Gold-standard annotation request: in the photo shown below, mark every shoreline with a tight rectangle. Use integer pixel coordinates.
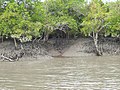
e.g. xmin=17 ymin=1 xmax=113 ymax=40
xmin=0 ymin=37 xmax=120 ymax=61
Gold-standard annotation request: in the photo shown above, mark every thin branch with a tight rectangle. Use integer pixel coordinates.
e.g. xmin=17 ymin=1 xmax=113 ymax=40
xmin=97 ymin=22 xmax=110 ymax=33
xmin=89 ymin=33 xmax=93 ymax=38
xmin=1 ymin=54 xmax=14 ymax=62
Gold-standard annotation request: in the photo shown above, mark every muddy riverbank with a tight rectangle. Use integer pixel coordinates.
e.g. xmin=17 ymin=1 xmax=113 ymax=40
xmin=0 ymin=37 xmax=120 ymax=61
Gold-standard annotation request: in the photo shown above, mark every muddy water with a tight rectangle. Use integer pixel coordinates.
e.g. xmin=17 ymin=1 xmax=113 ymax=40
xmin=0 ymin=56 xmax=120 ymax=90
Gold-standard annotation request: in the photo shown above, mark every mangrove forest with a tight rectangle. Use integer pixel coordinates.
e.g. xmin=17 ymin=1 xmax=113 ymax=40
xmin=0 ymin=0 xmax=120 ymax=56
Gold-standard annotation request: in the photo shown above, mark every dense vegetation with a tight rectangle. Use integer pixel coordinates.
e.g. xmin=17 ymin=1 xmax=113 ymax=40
xmin=0 ymin=0 xmax=120 ymax=56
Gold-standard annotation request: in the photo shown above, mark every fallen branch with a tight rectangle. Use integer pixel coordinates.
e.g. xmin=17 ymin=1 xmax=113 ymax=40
xmin=1 ymin=54 xmax=14 ymax=62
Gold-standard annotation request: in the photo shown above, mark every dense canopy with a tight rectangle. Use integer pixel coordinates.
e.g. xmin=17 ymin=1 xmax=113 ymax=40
xmin=0 ymin=0 xmax=120 ymax=55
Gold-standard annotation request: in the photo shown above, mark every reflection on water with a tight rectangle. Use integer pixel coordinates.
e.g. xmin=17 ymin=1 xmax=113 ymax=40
xmin=0 ymin=56 xmax=120 ymax=90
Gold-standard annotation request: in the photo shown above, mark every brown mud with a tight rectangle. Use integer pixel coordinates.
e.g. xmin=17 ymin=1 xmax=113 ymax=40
xmin=0 ymin=37 xmax=120 ymax=61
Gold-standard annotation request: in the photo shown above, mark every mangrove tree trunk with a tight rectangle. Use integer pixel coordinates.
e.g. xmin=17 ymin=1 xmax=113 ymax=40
xmin=93 ymin=32 xmax=103 ymax=56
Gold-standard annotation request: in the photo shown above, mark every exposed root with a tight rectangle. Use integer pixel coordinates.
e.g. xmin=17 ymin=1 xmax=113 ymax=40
xmin=1 ymin=54 xmax=15 ymax=62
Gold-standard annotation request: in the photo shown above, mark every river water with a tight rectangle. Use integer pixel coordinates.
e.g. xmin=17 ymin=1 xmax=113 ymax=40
xmin=0 ymin=56 xmax=120 ymax=90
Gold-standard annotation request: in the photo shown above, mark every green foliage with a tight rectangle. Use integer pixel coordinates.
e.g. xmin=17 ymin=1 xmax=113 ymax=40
xmin=81 ymin=0 xmax=108 ymax=36
xmin=56 ymin=15 xmax=78 ymax=34
xmin=0 ymin=0 xmax=119 ymax=43
xmin=43 ymin=0 xmax=83 ymax=37
xmin=44 ymin=0 xmax=67 ymax=16
xmin=0 ymin=1 xmax=43 ymax=42
xmin=29 ymin=1 xmax=45 ymax=23
xmin=105 ymin=1 xmax=120 ymax=37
